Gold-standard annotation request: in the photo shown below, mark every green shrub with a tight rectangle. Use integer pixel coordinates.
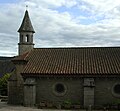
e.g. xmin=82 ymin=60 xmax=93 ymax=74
xmin=63 ymin=100 xmax=72 ymax=105
xmin=0 ymin=73 xmax=11 ymax=96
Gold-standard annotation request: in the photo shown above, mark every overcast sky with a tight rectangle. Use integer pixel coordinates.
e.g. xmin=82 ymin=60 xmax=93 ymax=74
xmin=0 ymin=0 xmax=120 ymax=57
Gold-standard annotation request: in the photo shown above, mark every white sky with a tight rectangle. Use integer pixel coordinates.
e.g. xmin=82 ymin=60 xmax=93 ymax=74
xmin=0 ymin=0 xmax=120 ymax=56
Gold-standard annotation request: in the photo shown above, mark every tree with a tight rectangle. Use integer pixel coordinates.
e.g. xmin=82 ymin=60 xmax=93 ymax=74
xmin=0 ymin=73 xmax=11 ymax=96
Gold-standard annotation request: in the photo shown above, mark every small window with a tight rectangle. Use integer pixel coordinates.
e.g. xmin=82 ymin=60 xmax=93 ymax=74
xmin=112 ymin=83 xmax=120 ymax=97
xmin=25 ymin=35 xmax=29 ymax=42
xmin=114 ymin=84 xmax=120 ymax=94
xmin=53 ymin=83 xmax=67 ymax=96
xmin=55 ymin=83 xmax=65 ymax=93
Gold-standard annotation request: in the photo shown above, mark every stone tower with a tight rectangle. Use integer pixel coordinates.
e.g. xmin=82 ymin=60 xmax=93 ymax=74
xmin=18 ymin=10 xmax=35 ymax=55
xmin=8 ymin=10 xmax=35 ymax=105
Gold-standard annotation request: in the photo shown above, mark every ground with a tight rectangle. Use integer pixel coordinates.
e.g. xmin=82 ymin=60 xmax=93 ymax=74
xmin=1 ymin=100 xmax=116 ymax=111
xmin=0 ymin=101 xmax=83 ymax=111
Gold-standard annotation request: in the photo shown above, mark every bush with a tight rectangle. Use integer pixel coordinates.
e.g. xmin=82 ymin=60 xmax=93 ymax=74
xmin=0 ymin=73 xmax=11 ymax=96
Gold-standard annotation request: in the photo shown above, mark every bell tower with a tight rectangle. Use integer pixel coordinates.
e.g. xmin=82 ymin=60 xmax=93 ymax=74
xmin=18 ymin=10 xmax=35 ymax=55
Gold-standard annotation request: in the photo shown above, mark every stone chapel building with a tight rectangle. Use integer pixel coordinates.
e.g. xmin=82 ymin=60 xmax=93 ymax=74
xmin=8 ymin=10 xmax=120 ymax=108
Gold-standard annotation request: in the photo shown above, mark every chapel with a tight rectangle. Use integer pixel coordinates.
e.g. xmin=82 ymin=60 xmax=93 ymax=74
xmin=8 ymin=10 xmax=120 ymax=108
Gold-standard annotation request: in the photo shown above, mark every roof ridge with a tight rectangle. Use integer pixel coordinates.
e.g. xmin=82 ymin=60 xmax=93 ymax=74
xmin=34 ymin=47 xmax=120 ymax=49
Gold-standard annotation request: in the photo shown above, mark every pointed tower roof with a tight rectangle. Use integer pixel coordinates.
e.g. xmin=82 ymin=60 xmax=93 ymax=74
xmin=18 ymin=10 xmax=35 ymax=33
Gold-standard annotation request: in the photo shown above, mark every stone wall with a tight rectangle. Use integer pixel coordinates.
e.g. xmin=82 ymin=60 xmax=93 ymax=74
xmin=35 ymin=76 xmax=120 ymax=107
xmin=8 ymin=62 xmax=25 ymax=105
xmin=95 ymin=77 xmax=120 ymax=106
xmin=36 ymin=77 xmax=83 ymax=105
xmin=24 ymin=78 xmax=36 ymax=107
xmin=8 ymin=74 xmax=120 ymax=107
xmin=18 ymin=44 xmax=34 ymax=55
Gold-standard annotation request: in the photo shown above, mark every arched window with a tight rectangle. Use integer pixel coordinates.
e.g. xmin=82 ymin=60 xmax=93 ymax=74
xmin=25 ymin=34 xmax=29 ymax=42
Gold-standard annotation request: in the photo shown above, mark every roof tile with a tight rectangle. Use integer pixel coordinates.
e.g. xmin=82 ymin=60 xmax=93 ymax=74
xmin=21 ymin=47 xmax=120 ymax=75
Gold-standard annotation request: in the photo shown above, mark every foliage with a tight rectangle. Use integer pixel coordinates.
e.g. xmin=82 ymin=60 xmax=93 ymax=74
xmin=63 ymin=100 xmax=72 ymax=105
xmin=112 ymin=99 xmax=120 ymax=105
xmin=0 ymin=73 xmax=11 ymax=96
xmin=73 ymin=101 xmax=81 ymax=105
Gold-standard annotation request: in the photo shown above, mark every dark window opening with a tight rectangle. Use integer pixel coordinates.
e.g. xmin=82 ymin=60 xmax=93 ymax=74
xmin=55 ymin=83 xmax=65 ymax=93
xmin=114 ymin=84 xmax=120 ymax=94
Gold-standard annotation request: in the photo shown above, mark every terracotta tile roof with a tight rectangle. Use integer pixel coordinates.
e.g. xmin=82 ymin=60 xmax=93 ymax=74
xmin=21 ymin=47 xmax=120 ymax=75
xmin=12 ymin=52 xmax=29 ymax=61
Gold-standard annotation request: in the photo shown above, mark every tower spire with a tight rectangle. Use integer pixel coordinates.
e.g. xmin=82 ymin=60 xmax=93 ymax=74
xmin=18 ymin=10 xmax=35 ymax=33
xmin=18 ymin=10 xmax=35 ymax=55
